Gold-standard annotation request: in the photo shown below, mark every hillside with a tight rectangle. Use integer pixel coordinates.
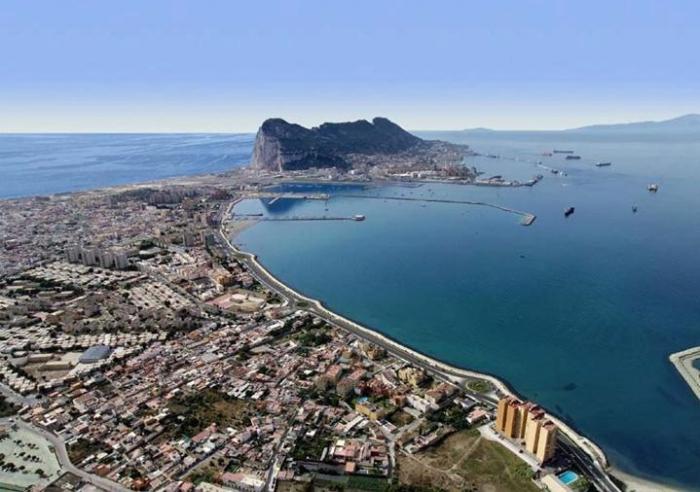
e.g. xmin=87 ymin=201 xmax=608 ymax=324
xmin=250 ymin=117 xmax=424 ymax=171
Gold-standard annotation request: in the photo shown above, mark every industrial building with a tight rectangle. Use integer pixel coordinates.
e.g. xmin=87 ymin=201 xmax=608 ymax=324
xmin=79 ymin=344 xmax=112 ymax=364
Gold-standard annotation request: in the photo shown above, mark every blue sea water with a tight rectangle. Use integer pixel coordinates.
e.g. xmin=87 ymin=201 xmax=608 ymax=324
xmin=0 ymin=133 xmax=253 ymax=199
xmin=235 ymin=131 xmax=700 ymax=490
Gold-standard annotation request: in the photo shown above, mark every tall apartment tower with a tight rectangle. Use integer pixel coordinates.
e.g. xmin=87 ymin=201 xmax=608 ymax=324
xmin=496 ymin=397 xmax=527 ymax=438
xmin=495 ymin=397 xmax=558 ymax=463
xmin=495 ymin=397 xmax=511 ymax=433
xmin=524 ymin=404 xmax=545 ymax=454
xmin=536 ymin=420 xmax=558 ymax=463
xmin=505 ymin=399 xmax=526 ymax=438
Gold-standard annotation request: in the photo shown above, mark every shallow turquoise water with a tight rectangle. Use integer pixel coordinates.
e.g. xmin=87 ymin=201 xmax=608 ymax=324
xmin=235 ymin=132 xmax=700 ymax=490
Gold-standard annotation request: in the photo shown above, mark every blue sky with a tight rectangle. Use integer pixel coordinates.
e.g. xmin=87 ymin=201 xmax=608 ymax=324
xmin=1 ymin=0 xmax=699 ymax=131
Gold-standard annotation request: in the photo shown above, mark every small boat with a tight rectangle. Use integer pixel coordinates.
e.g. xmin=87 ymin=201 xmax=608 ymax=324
xmin=353 ymin=214 xmax=366 ymax=221
xmin=632 ymin=206 xmax=638 ymax=213
xmin=542 ymin=152 xmax=553 ymax=157
xmin=648 ymin=184 xmax=659 ymax=192
xmin=564 ymin=207 xmax=575 ymax=217
xmin=553 ymin=149 xmax=574 ymax=154
xmin=566 ymin=155 xmax=582 ymax=160
xmin=595 ymin=162 xmax=612 ymax=167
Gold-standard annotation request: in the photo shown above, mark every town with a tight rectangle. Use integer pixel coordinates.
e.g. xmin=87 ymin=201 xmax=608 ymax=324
xmin=1 ymin=177 xmax=607 ymax=492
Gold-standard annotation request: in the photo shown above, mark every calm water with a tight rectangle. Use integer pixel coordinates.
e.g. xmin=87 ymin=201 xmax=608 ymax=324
xmin=0 ymin=133 xmax=253 ymax=199
xmin=235 ymin=131 xmax=700 ymax=490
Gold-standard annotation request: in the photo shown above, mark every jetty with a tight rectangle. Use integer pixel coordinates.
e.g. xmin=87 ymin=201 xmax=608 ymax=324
xmin=243 ymin=191 xmax=331 ymax=201
xmin=669 ymin=346 xmax=700 ymax=401
xmin=520 ymin=214 xmax=537 ymax=226
xmin=336 ymin=194 xmax=537 ymax=226
xmin=231 ymin=215 xmax=365 ymax=222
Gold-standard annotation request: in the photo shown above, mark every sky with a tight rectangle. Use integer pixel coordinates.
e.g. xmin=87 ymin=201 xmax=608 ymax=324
xmin=1 ymin=0 xmax=700 ymax=132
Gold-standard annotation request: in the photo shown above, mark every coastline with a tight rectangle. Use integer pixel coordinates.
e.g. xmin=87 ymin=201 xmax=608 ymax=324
xmin=221 ymin=211 xmax=634 ymax=490
xmin=610 ymin=467 xmax=686 ymax=492
xmin=2 ymin=171 xmax=691 ymax=491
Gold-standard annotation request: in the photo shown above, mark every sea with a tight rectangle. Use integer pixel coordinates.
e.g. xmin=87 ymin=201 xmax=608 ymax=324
xmin=234 ymin=131 xmax=700 ymax=490
xmin=0 ymin=133 xmax=253 ymax=199
xmin=2 ymin=131 xmax=700 ymax=489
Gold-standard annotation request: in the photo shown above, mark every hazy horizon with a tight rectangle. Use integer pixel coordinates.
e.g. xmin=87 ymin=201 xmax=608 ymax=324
xmin=1 ymin=112 xmax=699 ymax=135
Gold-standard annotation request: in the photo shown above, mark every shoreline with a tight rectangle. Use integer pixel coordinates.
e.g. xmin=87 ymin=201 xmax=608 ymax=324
xmin=223 ymin=202 xmax=693 ymax=492
xmin=2 ymin=170 xmax=689 ymax=491
xmin=610 ymin=467 xmax=686 ymax=492
xmin=222 ymin=211 xmax=639 ymax=490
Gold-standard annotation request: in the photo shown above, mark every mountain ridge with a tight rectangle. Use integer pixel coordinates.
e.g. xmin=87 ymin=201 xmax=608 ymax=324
xmin=251 ymin=117 xmax=424 ymax=171
xmin=458 ymin=114 xmax=700 ymax=133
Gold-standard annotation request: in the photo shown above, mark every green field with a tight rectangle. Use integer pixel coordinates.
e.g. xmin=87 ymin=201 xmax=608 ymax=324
xmin=398 ymin=429 xmax=538 ymax=492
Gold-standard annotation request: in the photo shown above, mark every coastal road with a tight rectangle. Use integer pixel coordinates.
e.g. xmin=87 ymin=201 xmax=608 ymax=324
xmin=2 ymin=418 xmax=130 ymax=492
xmin=217 ymin=212 xmax=620 ymax=492
xmin=558 ymin=434 xmax=621 ymax=492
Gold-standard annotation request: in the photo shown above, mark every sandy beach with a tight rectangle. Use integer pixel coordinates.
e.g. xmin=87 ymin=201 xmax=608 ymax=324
xmin=611 ymin=468 xmax=686 ymax=492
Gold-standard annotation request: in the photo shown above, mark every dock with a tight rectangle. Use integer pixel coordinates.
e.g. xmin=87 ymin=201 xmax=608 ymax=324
xmin=669 ymin=346 xmax=700 ymax=401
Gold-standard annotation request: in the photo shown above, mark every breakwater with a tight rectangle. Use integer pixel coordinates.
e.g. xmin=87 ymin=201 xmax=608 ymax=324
xmin=669 ymin=346 xmax=700 ymax=401
xmin=336 ymin=194 xmax=537 ymax=226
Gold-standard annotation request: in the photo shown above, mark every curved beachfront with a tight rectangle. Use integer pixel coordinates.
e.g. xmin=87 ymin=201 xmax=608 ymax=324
xmin=217 ymin=206 xmax=631 ymax=491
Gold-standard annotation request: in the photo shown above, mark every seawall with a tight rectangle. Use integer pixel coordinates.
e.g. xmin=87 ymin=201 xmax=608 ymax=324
xmin=219 ymin=212 xmax=609 ymax=471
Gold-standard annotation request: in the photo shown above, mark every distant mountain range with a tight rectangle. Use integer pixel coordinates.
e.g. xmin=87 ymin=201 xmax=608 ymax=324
xmin=462 ymin=114 xmax=700 ymax=134
xmin=570 ymin=114 xmax=700 ymax=133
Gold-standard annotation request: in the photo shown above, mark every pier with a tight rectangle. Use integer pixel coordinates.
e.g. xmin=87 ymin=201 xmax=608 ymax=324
xmin=243 ymin=192 xmax=331 ymax=201
xmin=336 ymin=194 xmax=537 ymax=226
xmin=231 ymin=215 xmax=364 ymax=222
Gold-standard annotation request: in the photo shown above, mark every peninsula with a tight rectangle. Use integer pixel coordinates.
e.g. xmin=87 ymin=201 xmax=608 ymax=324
xmin=251 ymin=116 xmax=474 ymax=176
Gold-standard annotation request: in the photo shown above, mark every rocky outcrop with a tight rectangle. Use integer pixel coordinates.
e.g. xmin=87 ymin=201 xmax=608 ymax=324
xmin=250 ymin=117 xmax=423 ymax=171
